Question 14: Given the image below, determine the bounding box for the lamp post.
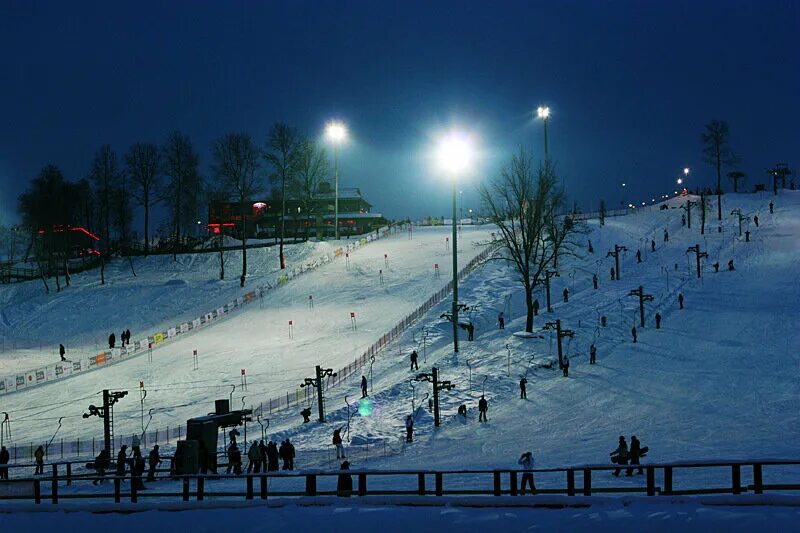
[537,106,551,159]
[325,121,347,240]
[436,131,475,354]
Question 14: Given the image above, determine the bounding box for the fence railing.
[0,459,798,505]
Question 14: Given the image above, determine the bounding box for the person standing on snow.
[518,451,537,495]
[655,312,662,329]
[410,350,419,371]
[590,343,597,364]
[0,446,10,480]
[333,428,346,459]
[611,436,629,477]
[627,436,644,476]
[663,228,669,242]
[498,312,505,330]
[116,445,128,478]
[361,375,368,398]
[562,355,570,377]
[631,326,637,343]
[109,332,116,349]
[533,299,540,316]
[34,445,45,475]
[678,293,684,310]
[519,377,528,399]
[636,250,642,263]
[651,240,656,252]
[593,274,598,290]
[754,214,759,227]
[147,445,161,481]
[59,343,66,361]
[405,415,414,443]
[610,267,615,281]
[563,288,569,303]
[478,396,488,422]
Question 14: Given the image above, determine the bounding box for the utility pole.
[300,365,336,423]
[544,269,559,312]
[414,367,455,427]
[682,199,696,229]
[627,285,654,328]
[83,389,128,455]
[730,209,748,237]
[543,319,574,368]
[606,244,628,280]
[700,194,707,235]
[686,244,708,279]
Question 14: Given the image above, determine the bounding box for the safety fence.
[0,459,798,505]
[0,227,397,396]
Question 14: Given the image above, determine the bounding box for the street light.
[436,131,475,354]
[537,106,551,159]
[325,120,348,240]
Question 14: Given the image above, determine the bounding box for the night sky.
[1,0,798,224]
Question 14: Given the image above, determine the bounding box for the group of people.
[238,439,293,473]
[108,329,132,349]
[93,443,161,487]
[610,435,646,476]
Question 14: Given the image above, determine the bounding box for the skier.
[678,293,684,310]
[650,239,655,252]
[611,436,629,477]
[478,396,488,422]
[754,214,759,227]
[247,440,261,473]
[631,326,637,343]
[301,407,312,423]
[627,435,644,476]
[116,445,128,478]
[519,377,528,399]
[562,355,570,377]
[337,461,353,497]
[562,288,569,303]
[361,375,368,398]
[147,445,161,481]
[405,415,414,443]
[533,299,540,316]
[518,451,536,495]
[333,428,346,459]
[592,273,598,290]
[655,312,662,329]
[410,350,419,371]
[610,267,615,281]
[26,445,40,475]
[590,343,597,364]
[636,250,641,263]
[769,201,774,214]
[663,228,669,242]
[498,312,505,330]
[466,322,475,341]
[108,332,116,349]
[0,445,9,480]
[59,343,66,362]
[728,259,735,271]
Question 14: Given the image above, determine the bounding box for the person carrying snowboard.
[519,377,528,399]
[478,396,488,422]
[611,436,628,477]
[410,350,419,371]
[627,435,645,476]
[518,451,536,495]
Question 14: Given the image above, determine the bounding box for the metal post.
[316,365,325,423]
[451,180,460,354]
[615,245,622,280]
[432,367,441,427]
[556,320,563,367]
[583,469,592,496]
[543,117,549,159]
[102,390,112,455]
[545,274,552,312]
[334,144,339,240]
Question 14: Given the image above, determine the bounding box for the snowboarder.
[678,293,684,310]
[631,326,637,343]
[519,377,528,399]
[247,440,261,473]
[627,435,645,476]
[655,312,662,329]
[59,343,66,361]
[590,343,597,364]
[410,350,419,371]
[337,461,353,497]
[754,214,759,227]
[562,355,570,377]
[108,332,116,349]
[769,201,774,214]
[592,273,598,290]
[587,240,594,254]
[518,451,536,495]
[301,407,312,423]
[650,239,656,252]
[498,312,505,330]
[405,415,414,443]
[533,299,540,316]
[147,445,161,481]
[466,322,475,341]
[562,288,569,303]
[116,445,128,478]
[333,428,346,459]
[636,250,642,263]
[663,228,669,242]
[611,436,629,476]
[0,445,9,480]
[728,259,735,271]
[610,267,615,281]
[361,375,368,398]
[478,396,488,422]
[33,446,44,475]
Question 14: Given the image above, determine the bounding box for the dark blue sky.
[1,0,798,223]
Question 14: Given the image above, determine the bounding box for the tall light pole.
[436,131,475,354]
[537,106,551,159]
[325,121,347,240]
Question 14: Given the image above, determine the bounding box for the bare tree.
[126,143,161,255]
[212,133,261,287]
[701,120,739,220]
[162,132,200,261]
[294,138,330,240]
[479,149,569,332]
[727,171,746,193]
[88,145,123,284]
[263,123,300,268]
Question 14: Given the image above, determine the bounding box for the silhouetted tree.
[294,138,330,240]
[126,142,161,254]
[263,123,300,269]
[727,170,745,193]
[162,132,200,260]
[701,120,739,220]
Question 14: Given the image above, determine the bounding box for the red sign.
[309,295,313,300]
[241,369,246,376]
[350,312,355,318]
[434,263,438,268]
[139,381,144,388]
[289,320,293,325]
[193,349,197,356]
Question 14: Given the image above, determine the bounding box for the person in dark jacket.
[147,445,161,481]
[678,293,684,310]
[410,350,419,370]
[132,447,146,490]
[627,436,644,476]
[466,323,475,341]
[611,436,628,477]
[663,228,669,242]
[286,439,295,470]
[519,377,528,399]
[125,329,132,346]
[610,267,616,281]
[361,375,368,398]
[93,449,109,485]
[636,250,642,263]
[728,259,735,271]
[34,445,44,475]
[590,343,597,364]
[651,239,656,252]
[754,215,759,227]
[518,452,536,495]
[593,274,598,290]
[631,326,637,343]
[769,201,774,214]
[405,415,414,443]
[301,407,312,423]
[109,332,116,349]
[259,440,267,470]
[563,288,569,302]
[267,441,279,472]
[478,396,488,422]
[0,446,10,480]
[337,461,353,497]
[562,355,570,377]
[333,428,346,459]
[498,312,505,329]
[59,343,66,361]
[655,312,662,329]
[116,445,128,477]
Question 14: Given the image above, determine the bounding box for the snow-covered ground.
[1,192,798,499]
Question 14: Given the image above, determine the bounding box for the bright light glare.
[436,131,474,175]
[683,167,690,176]
[677,178,683,185]
[325,121,347,144]
[537,106,551,119]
